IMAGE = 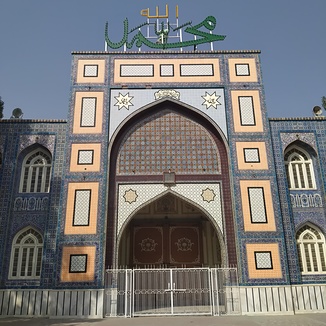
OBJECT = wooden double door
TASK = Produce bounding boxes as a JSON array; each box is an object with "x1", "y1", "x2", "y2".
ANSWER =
[{"x1": 132, "y1": 223, "x2": 202, "y2": 267}]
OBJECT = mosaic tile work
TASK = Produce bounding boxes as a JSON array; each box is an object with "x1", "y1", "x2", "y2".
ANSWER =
[
  {"x1": 269, "y1": 119, "x2": 326, "y2": 284},
  {"x1": 73, "y1": 190, "x2": 91, "y2": 226},
  {"x1": 235, "y1": 64, "x2": 250, "y2": 76},
  {"x1": 117, "y1": 183, "x2": 223, "y2": 236},
  {"x1": 117, "y1": 110, "x2": 220, "y2": 175},
  {"x1": 244, "y1": 148, "x2": 260, "y2": 163},
  {"x1": 69, "y1": 254, "x2": 87, "y2": 272},
  {"x1": 180, "y1": 64, "x2": 213, "y2": 76},
  {"x1": 109, "y1": 88, "x2": 227, "y2": 140},
  {"x1": 255, "y1": 252, "x2": 272, "y2": 269},
  {"x1": 248, "y1": 187, "x2": 267, "y2": 223},
  {"x1": 81, "y1": 98, "x2": 96, "y2": 127},
  {"x1": 84, "y1": 65, "x2": 98, "y2": 77},
  {"x1": 239, "y1": 96, "x2": 255, "y2": 125}
]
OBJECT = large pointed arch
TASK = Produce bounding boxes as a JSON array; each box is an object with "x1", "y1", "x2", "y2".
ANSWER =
[{"x1": 105, "y1": 99, "x2": 235, "y2": 269}]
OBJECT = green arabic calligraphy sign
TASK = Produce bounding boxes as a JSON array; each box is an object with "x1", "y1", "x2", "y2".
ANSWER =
[{"x1": 105, "y1": 15, "x2": 226, "y2": 50}]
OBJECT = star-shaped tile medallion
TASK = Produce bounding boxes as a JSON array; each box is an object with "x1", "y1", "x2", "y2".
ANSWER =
[
  {"x1": 114, "y1": 92, "x2": 134, "y2": 110},
  {"x1": 201, "y1": 91, "x2": 221, "y2": 109}
]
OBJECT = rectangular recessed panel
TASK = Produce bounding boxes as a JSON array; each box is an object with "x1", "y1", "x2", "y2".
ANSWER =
[
  {"x1": 235, "y1": 64, "x2": 250, "y2": 76},
  {"x1": 73, "y1": 189, "x2": 91, "y2": 226},
  {"x1": 69, "y1": 254, "x2": 87, "y2": 273},
  {"x1": 160, "y1": 64, "x2": 174, "y2": 76},
  {"x1": 84, "y1": 65, "x2": 98, "y2": 77},
  {"x1": 81, "y1": 98, "x2": 96, "y2": 127},
  {"x1": 120, "y1": 65, "x2": 154, "y2": 77},
  {"x1": 180, "y1": 64, "x2": 214, "y2": 76},
  {"x1": 78, "y1": 150, "x2": 94, "y2": 165},
  {"x1": 239, "y1": 96, "x2": 255, "y2": 125},
  {"x1": 255, "y1": 251, "x2": 273, "y2": 269},
  {"x1": 244, "y1": 148, "x2": 260, "y2": 163},
  {"x1": 248, "y1": 187, "x2": 267, "y2": 223}
]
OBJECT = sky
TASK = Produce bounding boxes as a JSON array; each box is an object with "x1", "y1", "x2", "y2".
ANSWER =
[{"x1": 0, "y1": 0, "x2": 325, "y2": 120}]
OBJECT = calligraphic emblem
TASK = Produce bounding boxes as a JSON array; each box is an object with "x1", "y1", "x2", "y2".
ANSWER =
[
  {"x1": 105, "y1": 6, "x2": 226, "y2": 51},
  {"x1": 154, "y1": 89, "x2": 180, "y2": 101},
  {"x1": 114, "y1": 92, "x2": 134, "y2": 110},
  {"x1": 201, "y1": 91, "x2": 221, "y2": 109}
]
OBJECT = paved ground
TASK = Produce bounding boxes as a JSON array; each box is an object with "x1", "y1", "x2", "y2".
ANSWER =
[{"x1": 1, "y1": 314, "x2": 326, "y2": 326}]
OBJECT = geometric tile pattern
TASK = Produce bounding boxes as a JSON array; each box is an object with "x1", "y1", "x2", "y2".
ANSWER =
[
  {"x1": 160, "y1": 64, "x2": 174, "y2": 76},
  {"x1": 248, "y1": 187, "x2": 267, "y2": 223},
  {"x1": 77, "y1": 150, "x2": 94, "y2": 164},
  {"x1": 255, "y1": 251, "x2": 273, "y2": 269},
  {"x1": 117, "y1": 183, "x2": 223, "y2": 236},
  {"x1": 244, "y1": 148, "x2": 260, "y2": 163},
  {"x1": 109, "y1": 88, "x2": 227, "y2": 141},
  {"x1": 83, "y1": 65, "x2": 98, "y2": 77},
  {"x1": 120, "y1": 65, "x2": 154, "y2": 77},
  {"x1": 73, "y1": 190, "x2": 91, "y2": 226},
  {"x1": 180, "y1": 64, "x2": 213, "y2": 76},
  {"x1": 69, "y1": 254, "x2": 87, "y2": 273},
  {"x1": 239, "y1": 96, "x2": 255, "y2": 125},
  {"x1": 81, "y1": 98, "x2": 96, "y2": 127},
  {"x1": 235, "y1": 64, "x2": 250, "y2": 76},
  {"x1": 117, "y1": 111, "x2": 220, "y2": 175}
]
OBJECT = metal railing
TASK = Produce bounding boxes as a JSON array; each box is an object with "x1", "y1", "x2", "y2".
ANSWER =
[{"x1": 105, "y1": 267, "x2": 239, "y2": 317}]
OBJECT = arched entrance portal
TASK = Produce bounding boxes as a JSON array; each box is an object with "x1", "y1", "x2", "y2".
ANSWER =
[
  {"x1": 106, "y1": 100, "x2": 237, "y2": 270},
  {"x1": 118, "y1": 193, "x2": 224, "y2": 268}
]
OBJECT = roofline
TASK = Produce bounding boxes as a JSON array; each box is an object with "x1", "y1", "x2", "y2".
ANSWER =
[
  {"x1": 0, "y1": 119, "x2": 67, "y2": 123},
  {"x1": 71, "y1": 49, "x2": 261, "y2": 55}
]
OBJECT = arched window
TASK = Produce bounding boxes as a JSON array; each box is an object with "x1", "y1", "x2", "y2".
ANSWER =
[
  {"x1": 20, "y1": 148, "x2": 52, "y2": 193},
  {"x1": 9, "y1": 228, "x2": 43, "y2": 279},
  {"x1": 296, "y1": 224, "x2": 326, "y2": 274},
  {"x1": 284, "y1": 146, "x2": 316, "y2": 190}
]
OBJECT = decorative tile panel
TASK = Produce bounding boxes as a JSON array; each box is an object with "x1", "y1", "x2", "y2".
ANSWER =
[
  {"x1": 248, "y1": 187, "x2": 267, "y2": 223},
  {"x1": 120, "y1": 64, "x2": 154, "y2": 77},
  {"x1": 84, "y1": 65, "x2": 98, "y2": 77},
  {"x1": 78, "y1": 150, "x2": 94, "y2": 165},
  {"x1": 180, "y1": 64, "x2": 213, "y2": 76},
  {"x1": 160, "y1": 64, "x2": 174, "y2": 76},
  {"x1": 73, "y1": 190, "x2": 91, "y2": 226},
  {"x1": 69, "y1": 254, "x2": 87, "y2": 273},
  {"x1": 81, "y1": 98, "x2": 96, "y2": 127},
  {"x1": 109, "y1": 88, "x2": 227, "y2": 140},
  {"x1": 239, "y1": 96, "x2": 255, "y2": 126},
  {"x1": 117, "y1": 183, "x2": 223, "y2": 236},
  {"x1": 116, "y1": 110, "x2": 220, "y2": 175},
  {"x1": 244, "y1": 148, "x2": 260, "y2": 163},
  {"x1": 235, "y1": 64, "x2": 250, "y2": 76},
  {"x1": 255, "y1": 251, "x2": 273, "y2": 269}
]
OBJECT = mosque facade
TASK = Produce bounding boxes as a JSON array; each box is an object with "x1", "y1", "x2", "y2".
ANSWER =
[{"x1": 0, "y1": 31, "x2": 325, "y2": 317}]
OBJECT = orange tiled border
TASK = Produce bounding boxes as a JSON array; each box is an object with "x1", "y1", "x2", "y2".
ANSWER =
[
  {"x1": 64, "y1": 182, "x2": 99, "y2": 235},
  {"x1": 231, "y1": 90, "x2": 264, "y2": 133},
  {"x1": 72, "y1": 92, "x2": 103, "y2": 134},
  {"x1": 246, "y1": 243, "x2": 282, "y2": 279},
  {"x1": 236, "y1": 142, "x2": 268, "y2": 170},
  {"x1": 60, "y1": 246, "x2": 96, "y2": 282},
  {"x1": 228, "y1": 58, "x2": 258, "y2": 82},
  {"x1": 76, "y1": 59, "x2": 106, "y2": 84},
  {"x1": 240, "y1": 180, "x2": 276, "y2": 232},
  {"x1": 114, "y1": 58, "x2": 220, "y2": 84},
  {"x1": 70, "y1": 143, "x2": 101, "y2": 172}
]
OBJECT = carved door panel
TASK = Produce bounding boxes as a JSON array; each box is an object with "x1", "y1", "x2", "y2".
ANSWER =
[{"x1": 132, "y1": 225, "x2": 201, "y2": 267}]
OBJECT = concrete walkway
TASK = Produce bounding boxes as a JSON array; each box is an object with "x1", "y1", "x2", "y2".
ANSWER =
[{"x1": 1, "y1": 314, "x2": 326, "y2": 326}]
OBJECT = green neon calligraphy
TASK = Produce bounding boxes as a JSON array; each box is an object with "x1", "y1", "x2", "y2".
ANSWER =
[{"x1": 105, "y1": 16, "x2": 226, "y2": 50}]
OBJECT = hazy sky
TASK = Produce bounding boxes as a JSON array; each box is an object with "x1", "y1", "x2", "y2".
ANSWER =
[{"x1": 0, "y1": 0, "x2": 325, "y2": 120}]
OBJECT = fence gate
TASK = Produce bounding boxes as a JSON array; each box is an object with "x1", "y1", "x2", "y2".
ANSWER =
[{"x1": 105, "y1": 268, "x2": 239, "y2": 317}]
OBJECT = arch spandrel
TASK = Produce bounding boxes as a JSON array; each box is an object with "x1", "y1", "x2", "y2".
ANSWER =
[{"x1": 117, "y1": 182, "x2": 223, "y2": 238}]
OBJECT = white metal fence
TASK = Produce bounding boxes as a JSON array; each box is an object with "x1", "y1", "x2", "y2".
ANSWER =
[{"x1": 104, "y1": 267, "x2": 240, "y2": 317}]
